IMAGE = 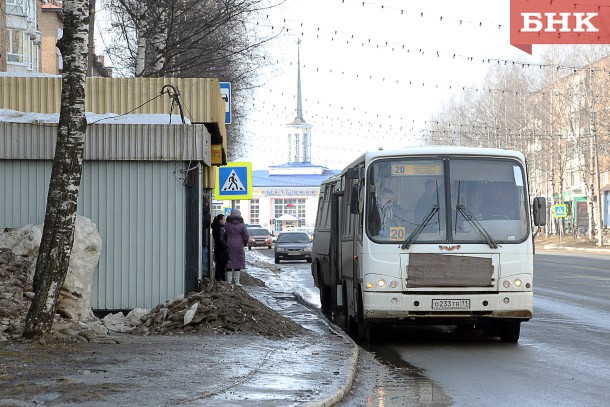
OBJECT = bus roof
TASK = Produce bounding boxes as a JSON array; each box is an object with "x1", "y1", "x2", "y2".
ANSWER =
[{"x1": 342, "y1": 146, "x2": 526, "y2": 174}]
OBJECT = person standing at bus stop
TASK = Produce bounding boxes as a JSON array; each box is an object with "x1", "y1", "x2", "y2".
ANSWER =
[
  {"x1": 224, "y1": 208, "x2": 249, "y2": 287},
  {"x1": 211, "y1": 214, "x2": 228, "y2": 282}
]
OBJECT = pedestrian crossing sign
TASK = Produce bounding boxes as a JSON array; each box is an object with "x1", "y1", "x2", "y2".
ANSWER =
[
  {"x1": 552, "y1": 204, "x2": 567, "y2": 218},
  {"x1": 215, "y1": 162, "x2": 252, "y2": 200}
]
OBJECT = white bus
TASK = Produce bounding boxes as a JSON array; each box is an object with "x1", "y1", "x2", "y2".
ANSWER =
[{"x1": 311, "y1": 147, "x2": 546, "y2": 342}]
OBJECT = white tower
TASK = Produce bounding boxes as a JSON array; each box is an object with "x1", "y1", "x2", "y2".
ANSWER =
[{"x1": 286, "y1": 40, "x2": 313, "y2": 163}]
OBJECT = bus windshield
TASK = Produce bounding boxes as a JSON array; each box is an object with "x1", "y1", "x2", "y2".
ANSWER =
[{"x1": 366, "y1": 157, "x2": 528, "y2": 244}]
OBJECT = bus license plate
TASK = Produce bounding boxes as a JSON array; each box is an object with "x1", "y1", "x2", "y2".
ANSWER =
[{"x1": 432, "y1": 299, "x2": 470, "y2": 310}]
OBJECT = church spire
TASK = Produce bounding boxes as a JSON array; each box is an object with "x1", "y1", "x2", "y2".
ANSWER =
[
  {"x1": 296, "y1": 39, "x2": 304, "y2": 122},
  {"x1": 285, "y1": 40, "x2": 312, "y2": 164}
]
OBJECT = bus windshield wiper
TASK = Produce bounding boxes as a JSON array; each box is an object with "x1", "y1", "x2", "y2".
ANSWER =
[
  {"x1": 401, "y1": 205, "x2": 439, "y2": 249},
  {"x1": 456, "y1": 204, "x2": 498, "y2": 249}
]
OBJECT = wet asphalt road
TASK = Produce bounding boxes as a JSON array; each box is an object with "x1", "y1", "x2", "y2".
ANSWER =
[{"x1": 254, "y1": 248, "x2": 610, "y2": 406}]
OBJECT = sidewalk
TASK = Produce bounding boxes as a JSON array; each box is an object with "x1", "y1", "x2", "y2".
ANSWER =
[
  {"x1": 0, "y1": 262, "x2": 359, "y2": 406},
  {"x1": 535, "y1": 233, "x2": 610, "y2": 255}
]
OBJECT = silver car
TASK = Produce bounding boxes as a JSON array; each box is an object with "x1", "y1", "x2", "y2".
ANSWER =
[{"x1": 274, "y1": 231, "x2": 312, "y2": 264}]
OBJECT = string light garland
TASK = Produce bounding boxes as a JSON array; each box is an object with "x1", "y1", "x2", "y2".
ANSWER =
[{"x1": 252, "y1": 11, "x2": 610, "y2": 76}]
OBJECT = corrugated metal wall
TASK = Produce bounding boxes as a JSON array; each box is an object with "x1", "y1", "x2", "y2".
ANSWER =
[
  {"x1": 81, "y1": 161, "x2": 186, "y2": 310},
  {"x1": 0, "y1": 122, "x2": 210, "y2": 164},
  {"x1": 0, "y1": 160, "x2": 187, "y2": 310},
  {"x1": 0, "y1": 77, "x2": 223, "y2": 124},
  {"x1": 0, "y1": 160, "x2": 52, "y2": 226}
]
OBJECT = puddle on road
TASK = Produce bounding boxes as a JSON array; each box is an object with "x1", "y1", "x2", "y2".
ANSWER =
[
  {"x1": 332, "y1": 316, "x2": 453, "y2": 407},
  {"x1": 366, "y1": 345, "x2": 452, "y2": 407}
]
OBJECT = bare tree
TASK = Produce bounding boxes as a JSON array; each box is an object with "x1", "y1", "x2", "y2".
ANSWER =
[
  {"x1": 23, "y1": 0, "x2": 89, "y2": 338},
  {"x1": 102, "y1": 0, "x2": 283, "y2": 157}
]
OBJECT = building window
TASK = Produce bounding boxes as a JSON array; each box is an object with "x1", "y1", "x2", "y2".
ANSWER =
[
  {"x1": 6, "y1": 0, "x2": 25, "y2": 15},
  {"x1": 7, "y1": 0, "x2": 36, "y2": 22},
  {"x1": 212, "y1": 203, "x2": 223, "y2": 217},
  {"x1": 294, "y1": 134, "x2": 300, "y2": 161},
  {"x1": 274, "y1": 199, "x2": 306, "y2": 227},
  {"x1": 8, "y1": 30, "x2": 25, "y2": 64},
  {"x1": 28, "y1": 40, "x2": 39, "y2": 71},
  {"x1": 250, "y1": 199, "x2": 260, "y2": 225}
]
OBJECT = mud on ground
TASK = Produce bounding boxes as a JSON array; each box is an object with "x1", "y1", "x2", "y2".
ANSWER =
[
  {"x1": 535, "y1": 232, "x2": 610, "y2": 249},
  {"x1": 132, "y1": 275, "x2": 305, "y2": 338},
  {"x1": 0, "y1": 273, "x2": 308, "y2": 405}
]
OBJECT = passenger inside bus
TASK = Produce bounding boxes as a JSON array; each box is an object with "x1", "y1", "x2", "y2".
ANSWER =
[
  {"x1": 480, "y1": 183, "x2": 519, "y2": 220},
  {"x1": 414, "y1": 179, "x2": 438, "y2": 221},
  {"x1": 413, "y1": 179, "x2": 441, "y2": 233}
]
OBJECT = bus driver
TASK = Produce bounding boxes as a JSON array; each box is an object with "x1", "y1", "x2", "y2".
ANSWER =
[{"x1": 377, "y1": 188, "x2": 407, "y2": 237}]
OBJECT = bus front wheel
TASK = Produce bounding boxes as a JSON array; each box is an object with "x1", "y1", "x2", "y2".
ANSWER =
[
  {"x1": 498, "y1": 320, "x2": 521, "y2": 343},
  {"x1": 319, "y1": 275, "x2": 332, "y2": 315},
  {"x1": 356, "y1": 289, "x2": 376, "y2": 344},
  {"x1": 342, "y1": 285, "x2": 355, "y2": 334}
]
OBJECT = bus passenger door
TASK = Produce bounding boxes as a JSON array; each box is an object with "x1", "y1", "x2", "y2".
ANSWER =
[
  {"x1": 330, "y1": 190, "x2": 343, "y2": 312},
  {"x1": 340, "y1": 177, "x2": 360, "y2": 321}
]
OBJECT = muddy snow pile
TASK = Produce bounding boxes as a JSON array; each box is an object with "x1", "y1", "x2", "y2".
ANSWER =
[
  {"x1": 131, "y1": 277, "x2": 304, "y2": 338},
  {"x1": 0, "y1": 247, "x2": 35, "y2": 340},
  {"x1": 1, "y1": 219, "x2": 304, "y2": 342},
  {"x1": 0, "y1": 216, "x2": 109, "y2": 343}
]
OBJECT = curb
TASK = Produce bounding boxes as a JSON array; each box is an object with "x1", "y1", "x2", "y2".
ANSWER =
[
  {"x1": 293, "y1": 291, "x2": 360, "y2": 407},
  {"x1": 304, "y1": 328, "x2": 360, "y2": 407},
  {"x1": 246, "y1": 253, "x2": 361, "y2": 406}
]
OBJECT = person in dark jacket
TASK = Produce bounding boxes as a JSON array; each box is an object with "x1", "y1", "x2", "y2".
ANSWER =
[
  {"x1": 211, "y1": 214, "x2": 228, "y2": 282},
  {"x1": 224, "y1": 208, "x2": 249, "y2": 286}
]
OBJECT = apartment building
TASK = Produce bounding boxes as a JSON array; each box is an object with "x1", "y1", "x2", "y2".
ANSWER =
[
  {"x1": 1, "y1": 0, "x2": 42, "y2": 74},
  {"x1": 2, "y1": 1, "x2": 110, "y2": 76},
  {"x1": 39, "y1": 0, "x2": 60, "y2": 74}
]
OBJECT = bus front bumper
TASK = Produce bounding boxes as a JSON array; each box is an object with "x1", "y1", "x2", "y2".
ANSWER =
[{"x1": 363, "y1": 291, "x2": 533, "y2": 321}]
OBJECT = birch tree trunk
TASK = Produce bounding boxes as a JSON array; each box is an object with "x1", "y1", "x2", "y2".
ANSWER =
[
  {"x1": 150, "y1": 8, "x2": 167, "y2": 76},
  {"x1": 23, "y1": 0, "x2": 89, "y2": 339},
  {"x1": 135, "y1": 2, "x2": 148, "y2": 77}
]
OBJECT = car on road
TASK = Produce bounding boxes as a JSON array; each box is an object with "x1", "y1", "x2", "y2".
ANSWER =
[
  {"x1": 274, "y1": 231, "x2": 312, "y2": 264},
  {"x1": 247, "y1": 227, "x2": 273, "y2": 250}
]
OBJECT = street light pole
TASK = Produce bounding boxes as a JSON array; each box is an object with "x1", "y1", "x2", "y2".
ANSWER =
[
  {"x1": 591, "y1": 111, "x2": 604, "y2": 247},
  {"x1": 549, "y1": 90, "x2": 555, "y2": 235}
]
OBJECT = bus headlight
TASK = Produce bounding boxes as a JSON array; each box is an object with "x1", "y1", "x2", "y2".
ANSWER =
[
  {"x1": 364, "y1": 274, "x2": 400, "y2": 291},
  {"x1": 501, "y1": 275, "x2": 531, "y2": 291}
]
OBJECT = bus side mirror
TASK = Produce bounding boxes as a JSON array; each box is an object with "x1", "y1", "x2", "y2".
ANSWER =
[
  {"x1": 350, "y1": 185, "x2": 359, "y2": 214},
  {"x1": 532, "y1": 197, "x2": 546, "y2": 226}
]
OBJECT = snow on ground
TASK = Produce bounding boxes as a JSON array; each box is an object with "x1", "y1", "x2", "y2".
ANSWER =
[
  {"x1": 246, "y1": 250, "x2": 321, "y2": 308},
  {"x1": 0, "y1": 108, "x2": 191, "y2": 125}
]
